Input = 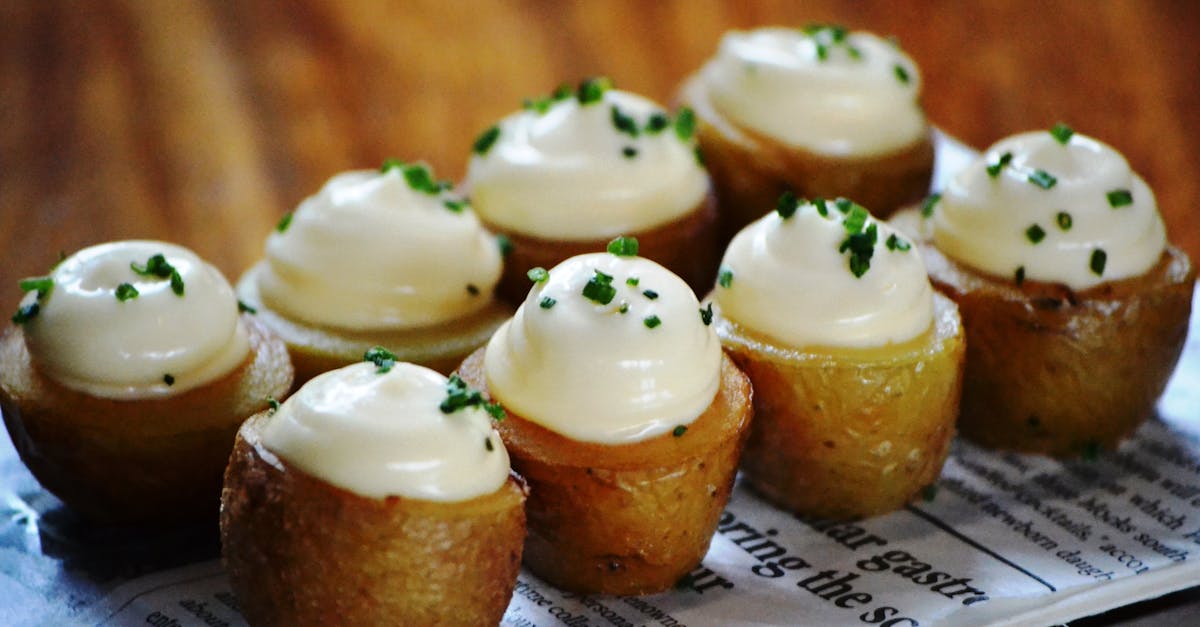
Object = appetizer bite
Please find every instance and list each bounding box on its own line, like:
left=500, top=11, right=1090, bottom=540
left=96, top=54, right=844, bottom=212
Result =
left=457, top=237, right=752, bottom=595
left=906, top=126, right=1195, bottom=456
left=236, top=159, right=511, bottom=385
left=464, top=78, right=718, bottom=301
left=679, top=25, right=934, bottom=241
left=0, top=240, right=291, bottom=525
left=221, top=358, right=525, bottom=626
left=710, top=195, right=963, bottom=519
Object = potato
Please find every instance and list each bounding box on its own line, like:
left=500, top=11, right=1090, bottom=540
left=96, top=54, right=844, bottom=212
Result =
left=485, top=192, right=719, bottom=305
left=678, top=76, right=934, bottom=243
left=713, top=293, right=963, bottom=520
left=0, top=314, right=291, bottom=525
left=221, top=413, right=527, bottom=626
left=918, top=235, right=1195, bottom=457
left=456, top=347, right=752, bottom=595
left=237, top=262, right=511, bottom=386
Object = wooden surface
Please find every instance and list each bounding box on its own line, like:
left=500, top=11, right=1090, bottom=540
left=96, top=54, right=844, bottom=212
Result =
left=2, top=0, right=1199, bottom=315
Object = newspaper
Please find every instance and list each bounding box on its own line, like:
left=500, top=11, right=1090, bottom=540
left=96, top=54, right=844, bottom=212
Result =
left=3, top=137, right=1199, bottom=626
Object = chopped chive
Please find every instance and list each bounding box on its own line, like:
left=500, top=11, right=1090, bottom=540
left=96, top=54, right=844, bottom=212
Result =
left=1090, top=249, right=1107, bottom=276
left=646, top=112, right=669, bottom=134
left=115, top=283, right=139, bottom=302
left=674, top=106, right=696, bottom=141
left=539, top=296, right=557, bottom=309
left=672, top=425, right=687, bottom=437
left=1056, top=212, right=1073, bottom=231
left=380, top=157, right=404, bottom=173
left=275, top=212, right=293, bottom=233
left=576, top=76, right=612, bottom=105
left=473, top=125, right=501, bottom=156
left=607, top=236, right=639, bottom=257
left=921, top=192, right=942, bottom=217
left=893, top=64, right=910, bottom=84
left=644, top=315, right=661, bottom=329
left=1028, top=169, right=1057, bottom=190
left=610, top=105, right=640, bottom=137
left=622, top=146, right=638, bottom=158
left=699, top=302, right=713, bottom=326
left=363, top=346, right=398, bottom=373
left=642, top=289, right=658, bottom=300
left=497, top=234, right=514, bottom=258
left=717, top=266, right=734, bottom=289
left=885, top=233, right=911, bottom=251
left=582, top=270, right=616, bottom=305
left=527, top=267, right=549, bottom=283
left=1107, top=189, right=1133, bottom=208
left=238, top=300, right=257, bottom=314
left=986, top=152, right=1013, bottom=178
left=163, top=374, right=175, bottom=386
left=1049, top=123, right=1074, bottom=145
left=1026, top=224, right=1046, bottom=244
left=775, top=190, right=800, bottom=219
left=1015, top=266, right=1026, bottom=286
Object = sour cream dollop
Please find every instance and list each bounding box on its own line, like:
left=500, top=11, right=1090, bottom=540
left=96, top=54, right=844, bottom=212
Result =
left=697, top=26, right=926, bottom=157
left=20, top=240, right=250, bottom=399
left=716, top=200, right=934, bottom=348
left=256, top=166, right=502, bottom=331
left=484, top=251, right=722, bottom=444
left=465, top=86, right=709, bottom=240
left=932, top=130, right=1167, bottom=290
left=260, top=362, right=510, bottom=501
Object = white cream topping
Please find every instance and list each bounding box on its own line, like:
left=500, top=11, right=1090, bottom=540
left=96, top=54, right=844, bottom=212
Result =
left=716, top=201, right=934, bottom=348
left=260, top=362, right=510, bottom=501
left=257, top=167, right=503, bottom=331
left=465, top=88, right=709, bottom=240
left=698, top=26, right=926, bottom=156
left=932, top=130, right=1167, bottom=290
left=21, top=240, right=250, bottom=399
left=484, top=252, right=722, bottom=444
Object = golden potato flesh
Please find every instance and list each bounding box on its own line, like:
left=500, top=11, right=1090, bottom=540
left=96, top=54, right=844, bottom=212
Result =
left=0, top=315, right=292, bottom=525
left=678, top=76, right=934, bottom=244
left=457, top=348, right=752, bottom=596
left=714, top=293, right=964, bottom=520
left=486, top=192, right=719, bottom=306
left=220, top=413, right=527, bottom=627
left=920, top=240, right=1195, bottom=457
left=237, top=262, right=512, bottom=387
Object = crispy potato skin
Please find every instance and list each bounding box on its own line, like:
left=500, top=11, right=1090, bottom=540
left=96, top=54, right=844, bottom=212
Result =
left=0, top=315, right=292, bottom=525
left=237, top=263, right=512, bottom=387
left=678, top=76, right=934, bottom=243
left=487, top=191, right=719, bottom=306
left=715, top=293, right=963, bottom=520
left=918, top=235, right=1195, bottom=457
left=221, top=414, right=527, bottom=627
left=457, top=348, right=752, bottom=595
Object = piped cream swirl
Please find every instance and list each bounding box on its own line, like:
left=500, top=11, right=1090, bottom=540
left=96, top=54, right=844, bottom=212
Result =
left=932, top=130, right=1166, bottom=290
left=716, top=202, right=934, bottom=348
left=465, top=89, right=709, bottom=240
left=257, top=167, right=502, bottom=331
left=697, top=26, right=926, bottom=156
left=20, top=240, right=250, bottom=399
left=260, top=362, right=510, bottom=501
left=484, top=252, right=721, bottom=444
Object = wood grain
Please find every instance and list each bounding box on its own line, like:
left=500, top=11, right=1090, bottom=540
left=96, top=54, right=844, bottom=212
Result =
left=2, top=0, right=1198, bottom=317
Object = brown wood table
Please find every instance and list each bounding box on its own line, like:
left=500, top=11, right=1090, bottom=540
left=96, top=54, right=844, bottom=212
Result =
left=1, top=1, right=1198, bottom=623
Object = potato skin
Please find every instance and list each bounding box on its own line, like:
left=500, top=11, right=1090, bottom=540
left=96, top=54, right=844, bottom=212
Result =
left=457, top=348, right=752, bottom=595
left=487, top=191, right=719, bottom=306
left=919, top=238, right=1195, bottom=457
left=237, top=263, right=512, bottom=387
left=0, top=314, right=292, bottom=525
left=220, top=413, right=527, bottom=627
left=678, top=76, right=934, bottom=244
left=714, top=293, right=963, bottom=520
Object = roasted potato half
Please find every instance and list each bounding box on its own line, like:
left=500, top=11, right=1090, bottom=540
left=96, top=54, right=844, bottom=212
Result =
left=457, top=347, right=752, bottom=595
left=221, top=412, right=527, bottom=627
left=0, top=314, right=291, bottom=525
left=713, top=293, right=963, bottom=520
left=485, top=192, right=719, bottom=305
left=917, top=233, right=1195, bottom=457
left=237, top=262, right=511, bottom=386
left=678, top=76, right=934, bottom=243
